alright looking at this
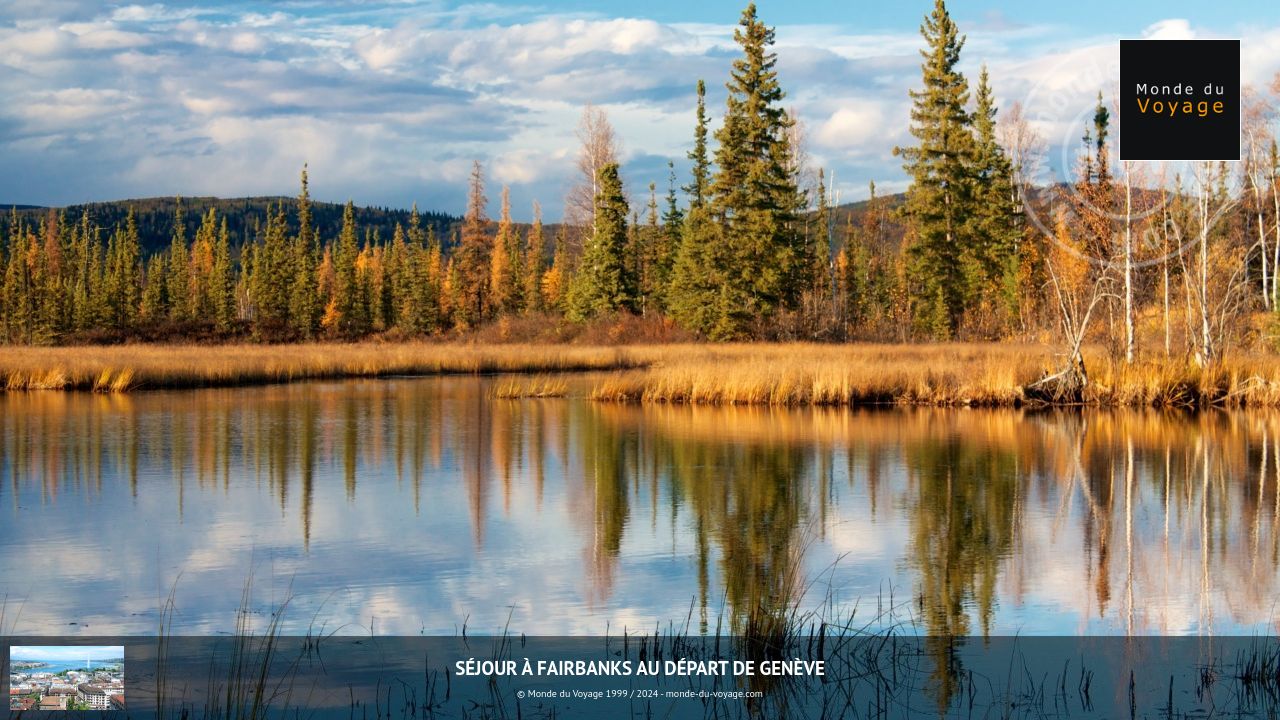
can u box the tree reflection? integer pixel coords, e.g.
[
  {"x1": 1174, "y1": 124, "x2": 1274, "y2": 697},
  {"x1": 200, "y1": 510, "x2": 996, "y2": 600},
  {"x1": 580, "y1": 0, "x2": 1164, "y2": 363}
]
[{"x1": 4, "y1": 384, "x2": 1280, "y2": 643}]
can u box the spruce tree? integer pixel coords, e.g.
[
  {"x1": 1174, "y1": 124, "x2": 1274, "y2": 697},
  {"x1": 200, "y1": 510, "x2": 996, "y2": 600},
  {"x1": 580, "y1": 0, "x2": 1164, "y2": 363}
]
[
  {"x1": 69, "y1": 211, "x2": 94, "y2": 332},
  {"x1": 704, "y1": 3, "x2": 806, "y2": 337},
  {"x1": 894, "y1": 0, "x2": 976, "y2": 338},
  {"x1": 685, "y1": 80, "x2": 711, "y2": 210},
  {"x1": 85, "y1": 226, "x2": 107, "y2": 331},
  {"x1": 166, "y1": 199, "x2": 192, "y2": 321},
  {"x1": 396, "y1": 204, "x2": 440, "y2": 334},
  {"x1": 809, "y1": 167, "x2": 833, "y2": 329},
  {"x1": 290, "y1": 166, "x2": 320, "y2": 337},
  {"x1": 388, "y1": 222, "x2": 411, "y2": 329},
  {"x1": 654, "y1": 162, "x2": 683, "y2": 311},
  {"x1": 667, "y1": 204, "x2": 723, "y2": 334},
  {"x1": 567, "y1": 163, "x2": 632, "y2": 320},
  {"x1": 968, "y1": 65, "x2": 1020, "y2": 309},
  {"x1": 35, "y1": 211, "x2": 66, "y2": 341},
  {"x1": 140, "y1": 253, "x2": 168, "y2": 323},
  {"x1": 251, "y1": 202, "x2": 291, "y2": 332},
  {"x1": 117, "y1": 209, "x2": 141, "y2": 326},
  {"x1": 419, "y1": 221, "x2": 442, "y2": 332},
  {"x1": 190, "y1": 208, "x2": 218, "y2": 320},
  {"x1": 212, "y1": 216, "x2": 236, "y2": 330},
  {"x1": 2, "y1": 217, "x2": 33, "y2": 342},
  {"x1": 332, "y1": 200, "x2": 361, "y2": 337},
  {"x1": 524, "y1": 202, "x2": 545, "y2": 314},
  {"x1": 626, "y1": 182, "x2": 661, "y2": 315}
]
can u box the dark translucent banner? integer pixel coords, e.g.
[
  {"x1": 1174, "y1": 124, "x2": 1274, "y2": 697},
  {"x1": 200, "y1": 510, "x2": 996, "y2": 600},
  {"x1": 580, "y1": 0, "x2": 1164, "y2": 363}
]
[{"x1": 7, "y1": 635, "x2": 1280, "y2": 718}]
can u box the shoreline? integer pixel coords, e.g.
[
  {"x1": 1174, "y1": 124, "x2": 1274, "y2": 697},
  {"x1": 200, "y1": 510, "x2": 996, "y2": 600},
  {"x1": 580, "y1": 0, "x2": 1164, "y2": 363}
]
[{"x1": 2, "y1": 341, "x2": 1280, "y2": 409}]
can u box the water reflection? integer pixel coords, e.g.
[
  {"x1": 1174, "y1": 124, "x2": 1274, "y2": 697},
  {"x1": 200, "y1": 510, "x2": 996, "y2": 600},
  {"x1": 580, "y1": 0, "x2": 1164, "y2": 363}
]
[{"x1": 1, "y1": 379, "x2": 1279, "y2": 637}]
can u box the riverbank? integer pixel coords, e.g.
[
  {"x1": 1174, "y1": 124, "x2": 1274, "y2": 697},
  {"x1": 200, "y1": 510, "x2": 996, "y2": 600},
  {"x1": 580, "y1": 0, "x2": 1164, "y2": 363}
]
[
  {"x1": 0, "y1": 343, "x2": 651, "y2": 391},
  {"x1": 588, "y1": 343, "x2": 1280, "y2": 408},
  {"x1": 3, "y1": 342, "x2": 1280, "y2": 407}
]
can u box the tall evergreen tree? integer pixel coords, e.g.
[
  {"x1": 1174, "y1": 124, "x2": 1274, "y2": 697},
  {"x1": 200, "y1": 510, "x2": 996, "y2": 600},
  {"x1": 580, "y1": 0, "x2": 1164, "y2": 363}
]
[
  {"x1": 702, "y1": 2, "x2": 806, "y2": 337},
  {"x1": 251, "y1": 201, "x2": 291, "y2": 331},
  {"x1": 524, "y1": 202, "x2": 546, "y2": 314},
  {"x1": 36, "y1": 211, "x2": 66, "y2": 340},
  {"x1": 290, "y1": 165, "x2": 320, "y2": 337},
  {"x1": 968, "y1": 66, "x2": 1021, "y2": 324},
  {"x1": 685, "y1": 80, "x2": 711, "y2": 210},
  {"x1": 804, "y1": 167, "x2": 834, "y2": 332},
  {"x1": 2, "y1": 216, "x2": 34, "y2": 342},
  {"x1": 627, "y1": 182, "x2": 662, "y2": 315},
  {"x1": 331, "y1": 200, "x2": 363, "y2": 337},
  {"x1": 190, "y1": 208, "x2": 218, "y2": 320},
  {"x1": 653, "y1": 161, "x2": 683, "y2": 311},
  {"x1": 667, "y1": 204, "x2": 722, "y2": 334},
  {"x1": 166, "y1": 199, "x2": 192, "y2": 321},
  {"x1": 212, "y1": 216, "x2": 236, "y2": 330},
  {"x1": 567, "y1": 163, "x2": 632, "y2": 320},
  {"x1": 140, "y1": 253, "x2": 168, "y2": 323},
  {"x1": 894, "y1": 0, "x2": 976, "y2": 338}
]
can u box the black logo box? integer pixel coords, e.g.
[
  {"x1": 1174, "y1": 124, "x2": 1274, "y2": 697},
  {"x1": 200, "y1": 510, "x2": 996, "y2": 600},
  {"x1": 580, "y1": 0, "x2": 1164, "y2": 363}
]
[{"x1": 1119, "y1": 39, "x2": 1240, "y2": 161}]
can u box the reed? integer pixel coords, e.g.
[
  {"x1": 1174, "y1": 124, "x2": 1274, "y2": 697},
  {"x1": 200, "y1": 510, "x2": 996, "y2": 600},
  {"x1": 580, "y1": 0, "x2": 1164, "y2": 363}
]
[
  {"x1": 7, "y1": 341, "x2": 1280, "y2": 408},
  {"x1": 491, "y1": 374, "x2": 570, "y2": 399},
  {"x1": 589, "y1": 344, "x2": 1280, "y2": 409},
  {"x1": 0, "y1": 342, "x2": 652, "y2": 392},
  {"x1": 590, "y1": 343, "x2": 1048, "y2": 407}
]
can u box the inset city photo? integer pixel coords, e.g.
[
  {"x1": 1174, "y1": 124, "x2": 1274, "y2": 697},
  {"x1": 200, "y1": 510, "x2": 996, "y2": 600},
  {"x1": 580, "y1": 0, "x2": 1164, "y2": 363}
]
[{"x1": 8, "y1": 646, "x2": 124, "y2": 711}]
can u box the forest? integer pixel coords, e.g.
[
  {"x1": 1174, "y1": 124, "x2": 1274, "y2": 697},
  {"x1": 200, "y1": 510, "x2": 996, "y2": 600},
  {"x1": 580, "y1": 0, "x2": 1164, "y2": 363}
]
[{"x1": 2, "y1": 0, "x2": 1279, "y2": 385}]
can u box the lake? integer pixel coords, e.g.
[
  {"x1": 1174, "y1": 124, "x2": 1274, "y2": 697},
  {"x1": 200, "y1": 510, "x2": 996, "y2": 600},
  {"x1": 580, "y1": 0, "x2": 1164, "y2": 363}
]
[{"x1": 1, "y1": 375, "x2": 1277, "y2": 637}]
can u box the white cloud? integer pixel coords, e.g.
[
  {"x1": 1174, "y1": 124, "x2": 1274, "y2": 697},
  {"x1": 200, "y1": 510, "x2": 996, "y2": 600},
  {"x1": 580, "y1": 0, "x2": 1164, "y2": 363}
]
[
  {"x1": 62, "y1": 22, "x2": 151, "y2": 50},
  {"x1": 228, "y1": 31, "x2": 267, "y2": 54},
  {"x1": 0, "y1": 2, "x2": 1278, "y2": 217},
  {"x1": 1143, "y1": 18, "x2": 1195, "y2": 40},
  {"x1": 1, "y1": 26, "x2": 75, "y2": 57},
  {"x1": 180, "y1": 93, "x2": 235, "y2": 115},
  {"x1": 816, "y1": 104, "x2": 888, "y2": 151}
]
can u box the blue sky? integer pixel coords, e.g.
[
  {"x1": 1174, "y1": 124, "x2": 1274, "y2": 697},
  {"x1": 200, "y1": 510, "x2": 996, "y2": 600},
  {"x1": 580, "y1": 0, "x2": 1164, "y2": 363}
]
[
  {"x1": 10, "y1": 646, "x2": 123, "y2": 662},
  {"x1": 1, "y1": 0, "x2": 1278, "y2": 220}
]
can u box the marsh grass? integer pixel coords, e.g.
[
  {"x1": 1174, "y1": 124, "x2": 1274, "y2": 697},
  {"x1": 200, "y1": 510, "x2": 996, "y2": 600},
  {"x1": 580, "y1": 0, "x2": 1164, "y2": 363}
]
[
  {"x1": 491, "y1": 375, "x2": 569, "y2": 399},
  {"x1": 590, "y1": 343, "x2": 1280, "y2": 409},
  {"x1": 7, "y1": 341, "x2": 1280, "y2": 408},
  {"x1": 0, "y1": 343, "x2": 650, "y2": 392},
  {"x1": 127, "y1": 572, "x2": 1280, "y2": 720}
]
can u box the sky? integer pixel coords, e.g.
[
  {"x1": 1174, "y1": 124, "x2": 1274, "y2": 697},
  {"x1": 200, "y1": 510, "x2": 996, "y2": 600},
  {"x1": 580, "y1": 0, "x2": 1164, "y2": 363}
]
[
  {"x1": 2, "y1": 0, "x2": 1279, "y2": 221},
  {"x1": 10, "y1": 646, "x2": 123, "y2": 662}
]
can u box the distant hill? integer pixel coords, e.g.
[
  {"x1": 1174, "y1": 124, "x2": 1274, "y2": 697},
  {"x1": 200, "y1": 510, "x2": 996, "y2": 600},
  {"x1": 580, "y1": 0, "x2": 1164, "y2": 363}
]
[
  {"x1": 2, "y1": 191, "x2": 912, "y2": 258},
  {"x1": 829, "y1": 192, "x2": 908, "y2": 252},
  {"x1": 4, "y1": 197, "x2": 460, "y2": 255}
]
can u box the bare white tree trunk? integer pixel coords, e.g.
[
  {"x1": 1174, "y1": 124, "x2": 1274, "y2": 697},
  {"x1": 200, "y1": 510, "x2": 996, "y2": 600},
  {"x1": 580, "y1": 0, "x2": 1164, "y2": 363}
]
[
  {"x1": 1123, "y1": 161, "x2": 1135, "y2": 363},
  {"x1": 1246, "y1": 128, "x2": 1271, "y2": 310},
  {"x1": 1200, "y1": 186, "x2": 1213, "y2": 363},
  {"x1": 1162, "y1": 201, "x2": 1171, "y2": 357},
  {"x1": 1273, "y1": 177, "x2": 1280, "y2": 307},
  {"x1": 566, "y1": 105, "x2": 620, "y2": 253}
]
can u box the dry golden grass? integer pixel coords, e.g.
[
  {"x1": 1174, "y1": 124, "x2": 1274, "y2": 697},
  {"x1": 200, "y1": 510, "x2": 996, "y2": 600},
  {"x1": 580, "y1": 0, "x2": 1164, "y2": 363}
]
[
  {"x1": 589, "y1": 343, "x2": 1280, "y2": 409},
  {"x1": 0, "y1": 343, "x2": 652, "y2": 392},
  {"x1": 492, "y1": 374, "x2": 570, "y2": 399},
  {"x1": 5, "y1": 341, "x2": 1280, "y2": 408},
  {"x1": 590, "y1": 343, "x2": 1048, "y2": 407},
  {"x1": 1084, "y1": 355, "x2": 1280, "y2": 408}
]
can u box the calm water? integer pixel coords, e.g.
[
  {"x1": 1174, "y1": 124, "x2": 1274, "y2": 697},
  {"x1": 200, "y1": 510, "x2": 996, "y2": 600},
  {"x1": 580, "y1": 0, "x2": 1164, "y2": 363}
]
[{"x1": 1, "y1": 375, "x2": 1279, "y2": 637}]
